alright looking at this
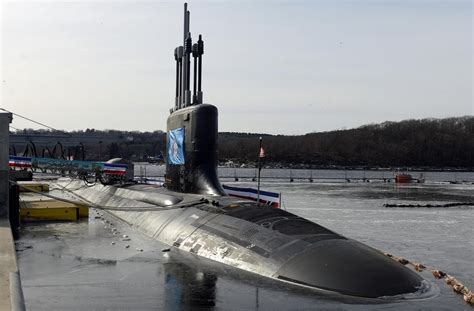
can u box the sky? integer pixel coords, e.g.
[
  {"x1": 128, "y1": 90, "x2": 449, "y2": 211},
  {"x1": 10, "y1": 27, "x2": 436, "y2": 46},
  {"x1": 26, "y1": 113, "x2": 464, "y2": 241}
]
[{"x1": 0, "y1": 0, "x2": 472, "y2": 135}]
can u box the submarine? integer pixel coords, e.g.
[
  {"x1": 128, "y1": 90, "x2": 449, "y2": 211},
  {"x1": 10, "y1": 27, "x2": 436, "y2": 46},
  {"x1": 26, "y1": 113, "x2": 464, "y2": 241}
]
[{"x1": 60, "y1": 3, "x2": 427, "y2": 299}]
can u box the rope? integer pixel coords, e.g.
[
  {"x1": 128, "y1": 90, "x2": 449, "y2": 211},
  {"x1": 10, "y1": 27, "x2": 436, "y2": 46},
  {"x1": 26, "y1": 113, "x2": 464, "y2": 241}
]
[
  {"x1": 51, "y1": 181, "x2": 206, "y2": 211},
  {"x1": 1, "y1": 107, "x2": 69, "y2": 135},
  {"x1": 10, "y1": 180, "x2": 206, "y2": 212},
  {"x1": 383, "y1": 252, "x2": 473, "y2": 305}
]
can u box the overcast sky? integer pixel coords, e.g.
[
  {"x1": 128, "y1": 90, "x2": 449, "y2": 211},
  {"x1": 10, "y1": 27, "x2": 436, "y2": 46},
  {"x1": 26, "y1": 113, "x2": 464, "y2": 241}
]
[{"x1": 1, "y1": 0, "x2": 472, "y2": 135}]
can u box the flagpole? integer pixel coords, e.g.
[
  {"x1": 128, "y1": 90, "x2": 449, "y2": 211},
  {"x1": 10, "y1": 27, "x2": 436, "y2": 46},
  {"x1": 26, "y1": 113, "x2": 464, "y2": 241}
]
[{"x1": 257, "y1": 136, "x2": 262, "y2": 206}]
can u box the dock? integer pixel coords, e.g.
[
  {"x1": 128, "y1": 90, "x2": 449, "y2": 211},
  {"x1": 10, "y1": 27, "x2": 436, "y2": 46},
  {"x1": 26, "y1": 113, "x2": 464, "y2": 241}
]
[
  {"x1": 19, "y1": 193, "x2": 89, "y2": 222},
  {"x1": 16, "y1": 181, "x2": 49, "y2": 193},
  {"x1": 142, "y1": 174, "x2": 410, "y2": 183},
  {"x1": 0, "y1": 218, "x2": 24, "y2": 311},
  {"x1": 0, "y1": 111, "x2": 24, "y2": 311},
  {"x1": 17, "y1": 182, "x2": 88, "y2": 222}
]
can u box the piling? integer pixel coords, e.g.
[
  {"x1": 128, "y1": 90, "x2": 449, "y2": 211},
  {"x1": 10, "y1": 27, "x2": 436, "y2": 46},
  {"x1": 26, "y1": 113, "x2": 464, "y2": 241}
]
[
  {"x1": 9, "y1": 184, "x2": 20, "y2": 239},
  {"x1": 0, "y1": 112, "x2": 12, "y2": 217}
]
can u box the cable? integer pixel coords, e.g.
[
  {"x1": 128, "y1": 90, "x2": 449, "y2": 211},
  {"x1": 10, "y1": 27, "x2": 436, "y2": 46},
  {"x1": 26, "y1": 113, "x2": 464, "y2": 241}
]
[
  {"x1": 61, "y1": 184, "x2": 206, "y2": 210},
  {"x1": 82, "y1": 178, "x2": 97, "y2": 187},
  {"x1": 10, "y1": 180, "x2": 206, "y2": 212},
  {"x1": 0, "y1": 107, "x2": 70, "y2": 135}
]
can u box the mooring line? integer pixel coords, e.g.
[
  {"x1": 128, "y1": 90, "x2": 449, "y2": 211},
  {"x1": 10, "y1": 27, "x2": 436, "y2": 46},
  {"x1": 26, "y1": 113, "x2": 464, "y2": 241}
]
[
  {"x1": 10, "y1": 180, "x2": 204, "y2": 212},
  {"x1": 383, "y1": 252, "x2": 473, "y2": 305}
]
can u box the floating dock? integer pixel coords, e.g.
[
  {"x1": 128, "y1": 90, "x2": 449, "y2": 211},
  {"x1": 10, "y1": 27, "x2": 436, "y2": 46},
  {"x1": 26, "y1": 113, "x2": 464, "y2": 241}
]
[
  {"x1": 17, "y1": 181, "x2": 88, "y2": 222},
  {"x1": 16, "y1": 181, "x2": 49, "y2": 193},
  {"x1": 19, "y1": 193, "x2": 88, "y2": 222}
]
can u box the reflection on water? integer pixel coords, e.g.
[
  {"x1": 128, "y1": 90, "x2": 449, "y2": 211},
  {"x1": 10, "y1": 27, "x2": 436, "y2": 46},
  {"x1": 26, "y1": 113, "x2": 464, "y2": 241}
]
[{"x1": 164, "y1": 261, "x2": 217, "y2": 309}]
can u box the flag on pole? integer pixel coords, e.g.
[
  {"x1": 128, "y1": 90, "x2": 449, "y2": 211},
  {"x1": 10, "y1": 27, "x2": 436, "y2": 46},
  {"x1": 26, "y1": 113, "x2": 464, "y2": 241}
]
[{"x1": 257, "y1": 136, "x2": 263, "y2": 205}]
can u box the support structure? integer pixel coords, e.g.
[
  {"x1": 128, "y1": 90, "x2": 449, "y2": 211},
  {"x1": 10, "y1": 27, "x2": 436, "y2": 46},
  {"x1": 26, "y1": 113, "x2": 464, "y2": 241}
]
[{"x1": 0, "y1": 112, "x2": 12, "y2": 217}]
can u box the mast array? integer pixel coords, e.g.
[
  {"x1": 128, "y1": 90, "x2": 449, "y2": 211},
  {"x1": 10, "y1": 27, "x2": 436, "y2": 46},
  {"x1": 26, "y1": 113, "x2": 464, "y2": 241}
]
[{"x1": 173, "y1": 3, "x2": 204, "y2": 112}]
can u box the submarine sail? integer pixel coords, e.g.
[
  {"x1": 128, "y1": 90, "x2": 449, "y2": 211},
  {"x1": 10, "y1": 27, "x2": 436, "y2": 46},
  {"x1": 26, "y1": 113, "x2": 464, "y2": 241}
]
[
  {"x1": 165, "y1": 3, "x2": 224, "y2": 196},
  {"x1": 63, "y1": 2, "x2": 426, "y2": 299}
]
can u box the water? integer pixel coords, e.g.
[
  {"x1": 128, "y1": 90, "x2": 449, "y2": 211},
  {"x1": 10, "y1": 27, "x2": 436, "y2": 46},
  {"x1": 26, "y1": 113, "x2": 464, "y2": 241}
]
[
  {"x1": 16, "y1": 168, "x2": 474, "y2": 310},
  {"x1": 136, "y1": 164, "x2": 474, "y2": 184}
]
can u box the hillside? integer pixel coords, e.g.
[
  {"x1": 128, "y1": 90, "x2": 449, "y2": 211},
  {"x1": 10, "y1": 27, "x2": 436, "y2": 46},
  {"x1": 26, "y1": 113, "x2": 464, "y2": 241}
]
[
  {"x1": 218, "y1": 116, "x2": 474, "y2": 168},
  {"x1": 10, "y1": 116, "x2": 474, "y2": 169}
]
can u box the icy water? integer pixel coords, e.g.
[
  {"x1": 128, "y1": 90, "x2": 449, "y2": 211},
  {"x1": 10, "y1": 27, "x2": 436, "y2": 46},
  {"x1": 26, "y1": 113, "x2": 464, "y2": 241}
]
[
  {"x1": 16, "y1": 168, "x2": 474, "y2": 310},
  {"x1": 137, "y1": 164, "x2": 474, "y2": 184}
]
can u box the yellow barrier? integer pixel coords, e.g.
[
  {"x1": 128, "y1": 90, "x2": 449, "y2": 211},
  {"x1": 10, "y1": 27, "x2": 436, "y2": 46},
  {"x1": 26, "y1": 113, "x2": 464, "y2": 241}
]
[
  {"x1": 19, "y1": 196, "x2": 89, "y2": 222},
  {"x1": 17, "y1": 181, "x2": 50, "y2": 193}
]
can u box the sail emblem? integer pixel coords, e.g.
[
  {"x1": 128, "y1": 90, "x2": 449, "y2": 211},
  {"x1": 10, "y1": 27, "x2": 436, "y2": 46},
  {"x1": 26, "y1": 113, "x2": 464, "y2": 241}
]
[{"x1": 167, "y1": 127, "x2": 185, "y2": 165}]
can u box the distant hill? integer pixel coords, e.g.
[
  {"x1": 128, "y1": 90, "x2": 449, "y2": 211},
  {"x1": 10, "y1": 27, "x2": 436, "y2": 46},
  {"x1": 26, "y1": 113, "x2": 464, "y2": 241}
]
[
  {"x1": 218, "y1": 116, "x2": 474, "y2": 168},
  {"x1": 11, "y1": 116, "x2": 473, "y2": 168}
]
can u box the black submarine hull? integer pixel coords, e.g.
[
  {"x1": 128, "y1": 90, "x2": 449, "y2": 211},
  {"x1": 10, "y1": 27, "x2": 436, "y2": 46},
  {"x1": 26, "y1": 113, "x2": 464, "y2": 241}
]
[
  {"x1": 59, "y1": 100, "x2": 426, "y2": 299},
  {"x1": 63, "y1": 180, "x2": 425, "y2": 299}
]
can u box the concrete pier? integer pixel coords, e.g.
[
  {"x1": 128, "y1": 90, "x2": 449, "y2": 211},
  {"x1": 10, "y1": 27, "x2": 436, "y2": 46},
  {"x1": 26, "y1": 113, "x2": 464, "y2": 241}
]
[
  {"x1": 0, "y1": 112, "x2": 25, "y2": 310},
  {"x1": 0, "y1": 112, "x2": 12, "y2": 217},
  {"x1": 0, "y1": 218, "x2": 25, "y2": 311}
]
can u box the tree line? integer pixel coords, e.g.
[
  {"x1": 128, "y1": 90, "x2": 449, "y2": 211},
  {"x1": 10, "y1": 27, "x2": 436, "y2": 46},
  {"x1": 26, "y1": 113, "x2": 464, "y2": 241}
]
[
  {"x1": 11, "y1": 116, "x2": 473, "y2": 168},
  {"x1": 218, "y1": 116, "x2": 474, "y2": 168}
]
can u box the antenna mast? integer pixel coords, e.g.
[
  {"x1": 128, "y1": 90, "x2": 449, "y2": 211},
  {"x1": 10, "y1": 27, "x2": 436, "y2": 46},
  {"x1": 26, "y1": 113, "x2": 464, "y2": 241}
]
[{"x1": 173, "y1": 3, "x2": 204, "y2": 112}]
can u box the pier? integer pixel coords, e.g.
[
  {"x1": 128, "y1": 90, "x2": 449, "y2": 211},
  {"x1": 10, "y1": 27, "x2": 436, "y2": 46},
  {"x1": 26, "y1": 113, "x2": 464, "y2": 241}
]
[
  {"x1": 138, "y1": 173, "x2": 421, "y2": 184},
  {"x1": 226, "y1": 176, "x2": 402, "y2": 183},
  {"x1": 0, "y1": 111, "x2": 25, "y2": 311},
  {"x1": 135, "y1": 164, "x2": 474, "y2": 184}
]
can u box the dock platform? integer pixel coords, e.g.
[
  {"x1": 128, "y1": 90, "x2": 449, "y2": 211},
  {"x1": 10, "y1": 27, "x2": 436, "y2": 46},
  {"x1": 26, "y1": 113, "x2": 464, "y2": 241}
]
[
  {"x1": 19, "y1": 193, "x2": 88, "y2": 222},
  {"x1": 16, "y1": 181, "x2": 49, "y2": 193},
  {"x1": 0, "y1": 218, "x2": 25, "y2": 311}
]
